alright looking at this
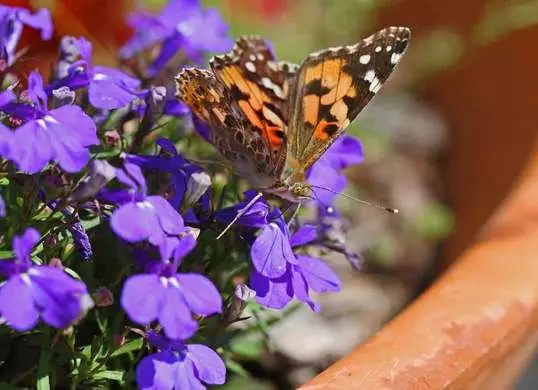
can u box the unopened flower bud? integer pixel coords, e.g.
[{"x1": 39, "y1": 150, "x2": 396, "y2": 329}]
[
  {"x1": 92, "y1": 287, "x2": 114, "y2": 307},
  {"x1": 69, "y1": 160, "x2": 116, "y2": 202},
  {"x1": 224, "y1": 284, "x2": 256, "y2": 324},
  {"x1": 104, "y1": 130, "x2": 120, "y2": 146},
  {"x1": 48, "y1": 258, "x2": 64, "y2": 269},
  {"x1": 182, "y1": 171, "x2": 211, "y2": 211},
  {"x1": 52, "y1": 86, "x2": 76, "y2": 106}
]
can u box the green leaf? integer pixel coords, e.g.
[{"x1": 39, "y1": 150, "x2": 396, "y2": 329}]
[
  {"x1": 92, "y1": 370, "x2": 126, "y2": 383},
  {"x1": 109, "y1": 338, "x2": 144, "y2": 358},
  {"x1": 225, "y1": 359, "x2": 250, "y2": 377},
  {"x1": 411, "y1": 203, "x2": 454, "y2": 239},
  {"x1": 81, "y1": 216, "x2": 102, "y2": 231},
  {"x1": 36, "y1": 344, "x2": 51, "y2": 390},
  {"x1": 63, "y1": 267, "x2": 83, "y2": 281},
  {"x1": 230, "y1": 337, "x2": 264, "y2": 360},
  {"x1": 0, "y1": 382, "x2": 22, "y2": 390}
]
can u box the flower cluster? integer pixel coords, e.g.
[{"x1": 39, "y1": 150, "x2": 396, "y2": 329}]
[{"x1": 0, "y1": 1, "x2": 364, "y2": 388}]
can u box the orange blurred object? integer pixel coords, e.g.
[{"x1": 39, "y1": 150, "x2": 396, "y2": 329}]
[
  {"x1": 3, "y1": 0, "x2": 133, "y2": 74},
  {"x1": 226, "y1": 0, "x2": 289, "y2": 20},
  {"x1": 302, "y1": 1, "x2": 538, "y2": 388}
]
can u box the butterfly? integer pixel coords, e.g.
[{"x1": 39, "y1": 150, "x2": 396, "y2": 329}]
[{"x1": 176, "y1": 26, "x2": 411, "y2": 204}]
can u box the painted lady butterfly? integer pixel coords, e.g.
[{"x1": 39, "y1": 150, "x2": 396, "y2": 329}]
[{"x1": 176, "y1": 27, "x2": 411, "y2": 204}]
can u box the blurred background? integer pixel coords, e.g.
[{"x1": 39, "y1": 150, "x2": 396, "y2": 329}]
[{"x1": 6, "y1": 0, "x2": 538, "y2": 388}]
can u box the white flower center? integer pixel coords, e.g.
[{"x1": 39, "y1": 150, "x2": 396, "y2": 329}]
[
  {"x1": 93, "y1": 73, "x2": 108, "y2": 81},
  {"x1": 136, "y1": 201, "x2": 154, "y2": 210}
]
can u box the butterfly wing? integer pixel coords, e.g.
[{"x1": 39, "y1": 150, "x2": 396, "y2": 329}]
[
  {"x1": 210, "y1": 36, "x2": 299, "y2": 173},
  {"x1": 287, "y1": 26, "x2": 411, "y2": 171},
  {"x1": 175, "y1": 68, "x2": 280, "y2": 189}
]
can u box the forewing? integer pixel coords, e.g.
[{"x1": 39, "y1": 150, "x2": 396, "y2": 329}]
[
  {"x1": 287, "y1": 26, "x2": 411, "y2": 170},
  {"x1": 175, "y1": 68, "x2": 280, "y2": 187},
  {"x1": 210, "y1": 36, "x2": 299, "y2": 171}
]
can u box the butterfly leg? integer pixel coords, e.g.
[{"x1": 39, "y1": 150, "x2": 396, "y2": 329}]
[{"x1": 216, "y1": 192, "x2": 264, "y2": 240}]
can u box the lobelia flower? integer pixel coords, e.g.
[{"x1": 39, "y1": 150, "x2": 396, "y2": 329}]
[
  {"x1": 0, "y1": 5, "x2": 52, "y2": 66},
  {"x1": 50, "y1": 37, "x2": 143, "y2": 109},
  {"x1": 249, "y1": 210, "x2": 341, "y2": 311},
  {"x1": 0, "y1": 192, "x2": 5, "y2": 218},
  {"x1": 214, "y1": 190, "x2": 270, "y2": 229},
  {"x1": 3, "y1": 71, "x2": 99, "y2": 174},
  {"x1": 0, "y1": 122, "x2": 12, "y2": 158},
  {"x1": 307, "y1": 134, "x2": 364, "y2": 205},
  {"x1": 125, "y1": 137, "x2": 208, "y2": 212},
  {"x1": 121, "y1": 230, "x2": 222, "y2": 340},
  {"x1": 119, "y1": 0, "x2": 232, "y2": 73},
  {"x1": 105, "y1": 162, "x2": 185, "y2": 255},
  {"x1": 136, "y1": 331, "x2": 226, "y2": 390},
  {"x1": 0, "y1": 228, "x2": 94, "y2": 331}
]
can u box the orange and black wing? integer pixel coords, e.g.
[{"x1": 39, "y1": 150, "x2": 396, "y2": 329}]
[
  {"x1": 287, "y1": 26, "x2": 411, "y2": 171},
  {"x1": 210, "y1": 36, "x2": 298, "y2": 173},
  {"x1": 175, "y1": 68, "x2": 280, "y2": 184}
]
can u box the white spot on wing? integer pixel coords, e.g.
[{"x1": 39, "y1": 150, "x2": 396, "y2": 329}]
[
  {"x1": 386, "y1": 45, "x2": 393, "y2": 52},
  {"x1": 249, "y1": 54, "x2": 256, "y2": 61},
  {"x1": 245, "y1": 62, "x2": 256, "y2": 73},
  {"x1": 375, "y1": 46, "x2": 382, "y2": 53},
  {"x1": 261, "y1": 77, "x2": 285, "y2": 98},
  {"x1": 391, "y1": 52, "x2": 403, "y2": 64},
  {"x1": 364, "y1": 70, "x2": 381, "y2": 93},
  {"x1": 359, "y1": 54, "x2": 371, "y2": 64},
  {"x1": 364, "y1": 69, "x2": 376, "y2": 83}
]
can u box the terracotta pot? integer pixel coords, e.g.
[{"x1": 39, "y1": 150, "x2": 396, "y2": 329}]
[{"x1": 301, "y1": 3, "x2": 538, "y2": 389}]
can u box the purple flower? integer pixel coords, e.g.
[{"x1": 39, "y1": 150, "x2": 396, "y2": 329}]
[
  {"x1": 0, "y1": 193, "x2": 5, "y2": 218},
  {"x1": 136, "y1": 332, "x2": 225, "y2": 389},
  {"x1": 51, "y1": 37, "x2": 142, "y2": 109},
  {"x1": 4, "y1": 71, "x2": 99, "y2": 174},
  {"x1": 215, "y1": 190, "x2": 269, "y2": 228},
  {"x1": 0, "y1": 122, "x2": 13, "y2": 158},
  {"x1": 120, "y1": 0, "x2": 232, "y2": 73},
  {"x1": 0, "y1": 228, "x2": 94, "y2": 331},
  {"x1": 249, "y1": 211, "x2": 340, "y2": 311},
  {"x1": 107, "y1": 163, "x2": 185, "y2": 252},
  {"x1": 0, "y1": 5, "x2": 52, "y2": 66},
  {"x1": 121, "y1": 231, "x2": 222, "y2": 340},
  {"x1": 125, "y1": 138, "x2": 207, "y2": 211},
  {"x1": 307, "y1": 135, "x2": 364, "y2": 205}
]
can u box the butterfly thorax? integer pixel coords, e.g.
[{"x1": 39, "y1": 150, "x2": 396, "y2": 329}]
[{"x1": 263, "y1": 162, "x2": 312, "y2": 202}]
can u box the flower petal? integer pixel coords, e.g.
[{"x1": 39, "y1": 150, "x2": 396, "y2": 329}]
[
  {"x1": 251, "y1": 271, "x2": 293, "y2": 310},
  {"x1": 159, "y1": 284, "x2": 198, "y2": 340},
  {"x1": 89, "y1": 66, "x2": 141, "y2": 109},
  {"x1": 147, "y1": 196, "x2": 184, "y2": 235},
  {"x1": 10, "y1": 120, "x2": 53, "y2": 174},
  {"x1": 174, "y1": 357, "x2": 204, "y2": 390},
  {"x1": 296, "y1": 255, "x2": 341, "y2": 293},
  {"x1": 0, "y1": 276, "x2": 39, "y2": 331},
  {"x1": 121, "y1": 274, "x2": 164, "y2": 324},
  {"x1": 111, "y1": 202, "x2": 158, "y2": 242},
  {"x1": 290, "y1": 265, "x2": 319, "y2": 312},
  {"x1": 136, "y1": 351, "x2": 177, "y2": 390},
  {"x1": 186, "y1": 344, "x2": 226, "y2": 385},
  {"x1": 176, "y1": 273, "x2": 222, "y2": 316},
  {"x1": 251, "y1": 223, "x2": 292, "y2": 278},
  {"x1": 290, "y1": 224, "x2": 318, "y2": 247},
  {"x1": 29, "y1": 266, "x2": 92, "y2": 328},
  {"x1": 13, "y1": 227, "x2": 40, "y2": 262}
]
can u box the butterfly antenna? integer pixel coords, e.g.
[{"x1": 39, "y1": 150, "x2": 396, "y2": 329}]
[
  {"x1": 309, "y1": 185, "x2": 399, "y2": 214},
  {"x1": 216, "y1": 192, "x2": 264, "y2": 240}
]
